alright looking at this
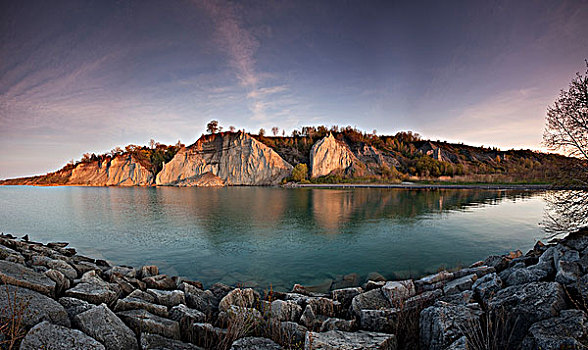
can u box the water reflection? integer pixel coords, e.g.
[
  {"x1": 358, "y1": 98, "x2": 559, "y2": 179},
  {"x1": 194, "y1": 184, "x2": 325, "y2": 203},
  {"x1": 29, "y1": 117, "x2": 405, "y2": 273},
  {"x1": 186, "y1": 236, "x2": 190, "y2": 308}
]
[
  {"x1": 542, "y1": 190, "x2": 588, "y2": 237},
  {"x1": 0, "y1": 186, "x2": 546, "y2": 290}
]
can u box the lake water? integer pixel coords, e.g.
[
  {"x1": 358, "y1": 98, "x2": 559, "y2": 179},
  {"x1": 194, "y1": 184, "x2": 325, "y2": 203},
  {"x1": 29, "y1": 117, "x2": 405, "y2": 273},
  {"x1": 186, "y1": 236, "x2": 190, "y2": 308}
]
[{"x1": 0, "y1": 186, "x2": 549, "y2": 291}]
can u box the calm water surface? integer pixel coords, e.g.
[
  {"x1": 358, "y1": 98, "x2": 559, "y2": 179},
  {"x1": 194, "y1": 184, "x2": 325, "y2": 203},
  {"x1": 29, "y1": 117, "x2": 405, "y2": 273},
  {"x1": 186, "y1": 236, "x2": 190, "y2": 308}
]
[{"x1": 0, "y1": 186, "x2": 548, "y2": 290}]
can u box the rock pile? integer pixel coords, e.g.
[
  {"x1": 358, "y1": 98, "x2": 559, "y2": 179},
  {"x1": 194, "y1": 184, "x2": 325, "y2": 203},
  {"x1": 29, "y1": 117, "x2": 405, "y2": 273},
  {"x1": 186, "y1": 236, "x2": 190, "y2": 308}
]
[{"x1": 0, "y1": 231, "x2": 587, "y2": 349}]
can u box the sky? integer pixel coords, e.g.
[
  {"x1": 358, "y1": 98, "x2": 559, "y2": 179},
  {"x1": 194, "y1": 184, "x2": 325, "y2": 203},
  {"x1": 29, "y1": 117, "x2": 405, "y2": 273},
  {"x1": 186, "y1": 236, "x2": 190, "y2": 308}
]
[{"x1": 1, "y1": 0, "x2": 588, "y2": 178}]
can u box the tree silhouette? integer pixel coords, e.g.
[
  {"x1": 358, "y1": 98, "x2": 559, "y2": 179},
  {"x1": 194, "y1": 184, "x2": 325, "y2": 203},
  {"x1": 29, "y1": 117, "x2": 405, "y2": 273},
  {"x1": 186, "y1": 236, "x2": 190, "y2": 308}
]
[{"x1": 207, "y1": 120, "x2": 220, "y2": 134}]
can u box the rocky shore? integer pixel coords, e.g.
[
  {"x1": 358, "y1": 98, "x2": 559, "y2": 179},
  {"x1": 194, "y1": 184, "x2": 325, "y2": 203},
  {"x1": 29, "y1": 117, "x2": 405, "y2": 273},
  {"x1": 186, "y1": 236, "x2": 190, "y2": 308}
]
[{"x1": 0, "y1": 231, "x2": 587, "y2": 349}]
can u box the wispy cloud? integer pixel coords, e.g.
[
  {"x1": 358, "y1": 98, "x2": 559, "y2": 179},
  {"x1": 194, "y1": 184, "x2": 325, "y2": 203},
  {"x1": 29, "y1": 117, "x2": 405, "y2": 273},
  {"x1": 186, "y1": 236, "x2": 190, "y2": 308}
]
[{"x1": 197, "y1": 0, "x2": 294, "y2": 123}]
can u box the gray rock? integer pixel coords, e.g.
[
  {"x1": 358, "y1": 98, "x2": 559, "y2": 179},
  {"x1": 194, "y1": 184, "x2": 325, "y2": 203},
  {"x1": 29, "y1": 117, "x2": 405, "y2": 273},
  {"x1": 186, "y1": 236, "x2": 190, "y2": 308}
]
[
  {"x1": 363, "y1": 280, "x2": 386, "y2": 291},
  {"x1": 555, "y1": 260, "x2": 582, "y2": 285},
  {"x1": 139, "y1": 265, "x2": 159, "y2": 279},
  {"x1": 359, "y1": 308, "x2": 398, "y2": 333},
  {"x1": 147, "y1": 288, "x2": 186, "y2": 307},
  {"x1": 419, "y1": 302, "x2": 483, "y2": 350},
  {"x1": 74, "y1": 303, "x2": 138, "y2": 350},
  {"x1": 230, "y1": 337, "x2": 282, "y2": 350},
  {"x1": 487, "y1": 282, "x2": 567, "y2": 348},
  {"x1": 143, "y1": 274, "x2": 176, "y2": 290},
  {"x1": 270, "y1": 299, "x2": 302, "y2": 322},
  {"x1": 331, "y1": 287, "x2": 362, "y2": 310},
  {"x1": 186, "y1": 322, "x2": 227, "y2": 348},
  {"x1": 350, "y1": 288, "x2": 391, "y2": 316},
  {"x1": 299, "y1": 304, "x2": 327, "y2": 331},
  {"x1": 31, "y1": 255, "x2": 78, "y2": 280},
  {"x1": 522, "y1": 309, "x2": 587, "y2": 350},
  {"x1": 0, "y1": 245, "x2": 25, "y2": 264},
  {"x1": 0, "y1": 284, "x2": 69, "y2": 328},
  {"x1": 499, "y1": 266, "x2": 548, "y2": 287},
  {"x1": 169, "y1": 303, "x2": 207, "y2": 324},
  {"x1": 20, "y1": 321, "x2": 105, "y2": 350},
  {"x1": 180, "y1": 283, "x2": 218, "y2": 314},
  {"x1": 140, "y1": 333, "x2": 203, "y2": 350},
  {"x1": 320, "y1": 317, "x2": 355, "y2": 332},
  {"x1": 306, "y1": 297, "x2": 341, "y2": 317},
  {"x1": 110, "y1": 274, "x2": 136, "y2": 296},
  {"x1": 304, "y1": 330, "x2": 397, "y2": 350},
  {"x1": 65, "y1": 281, "x2": 120, "y2": 305},
  {"x1": 278, "y1": 321, "x2": 307, "y2": 346},
  {"x1": 129, "y1": 289, "x2": 157, "y2": 302},
  {"x1": 418, "y1": 270, "x2": 455, "y2": 285},
  {"x1": 404, "y1": 289, "x2": 443, "y2": 311},
  {"x1": 218, "y1": 288, "x2": 257, "y2": 312},
  {"x1": 114, "y1": 296, "x2": 169, "y2": 317},
  {"x1": 45, "y1": 268, "x2": 70, "y2": 295},
  {"x1": 443, "y1": 274, "x2": 476, "y2": 295},
  {"x1": 59, "y1": 296, "x2": 94, "y2": 320},
  {"x1": 580, "y1": 274, "x2": 588, "y2": 302},
  {"x1": 446, "y1": 336, "x2": 468, "y2": 350},
  {"x1": 117, "y1": 309, "x2": 181, "y2": 340},
  {"x1": 472, "y1": 272, "x2": 502, "y2": 306},
  {"x1": 439, "y1": 290, "x2": 476, "y2": 306},
  {"x1": 106, "y1": 265, "x2": 137, "y2": 280},
  {"x1": 0, "y1": 260, "x2": 56, "y2": 296},
  {"x1": 381, "y1": 280, "x2": 416, "y2": 305}
]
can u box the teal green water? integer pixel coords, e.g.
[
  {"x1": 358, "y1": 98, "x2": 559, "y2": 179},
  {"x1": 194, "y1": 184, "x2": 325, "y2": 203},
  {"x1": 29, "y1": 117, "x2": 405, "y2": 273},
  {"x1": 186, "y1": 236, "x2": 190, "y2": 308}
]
[{"x1": 0, "y1": 186, "x2": 547, "y2": 291}]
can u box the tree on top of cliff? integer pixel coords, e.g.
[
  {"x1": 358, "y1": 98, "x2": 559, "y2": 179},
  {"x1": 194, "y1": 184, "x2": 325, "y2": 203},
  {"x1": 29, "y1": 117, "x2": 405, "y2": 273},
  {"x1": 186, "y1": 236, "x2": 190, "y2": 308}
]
[
  {"x1": 544, "y1": 60, "x2": 588, "y2": 162},
  {"x1": 207, "y1": 120, "x2": 220, "y2": 134}
]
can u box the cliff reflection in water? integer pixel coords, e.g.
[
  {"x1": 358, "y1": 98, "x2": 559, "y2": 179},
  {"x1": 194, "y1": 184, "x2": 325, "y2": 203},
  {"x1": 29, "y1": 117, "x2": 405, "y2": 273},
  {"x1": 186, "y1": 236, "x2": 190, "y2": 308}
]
[{"x1": 0, "y1": 186, "x2": 546, "y2": 290}]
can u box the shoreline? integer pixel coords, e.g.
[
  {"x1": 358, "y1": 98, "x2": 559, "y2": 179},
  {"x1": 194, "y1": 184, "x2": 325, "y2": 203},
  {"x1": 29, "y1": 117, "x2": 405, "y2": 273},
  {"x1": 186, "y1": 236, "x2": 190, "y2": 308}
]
[
  {"x1": 0, "y1": 182, "x2": 570, "y2": 190},
  {"x1": 0, "y1": 230, "x2": 586, "y2": 349}
]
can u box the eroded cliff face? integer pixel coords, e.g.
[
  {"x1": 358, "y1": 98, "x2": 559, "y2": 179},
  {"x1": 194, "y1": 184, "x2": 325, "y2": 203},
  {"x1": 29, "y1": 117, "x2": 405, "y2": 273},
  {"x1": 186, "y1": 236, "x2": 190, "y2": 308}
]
[
  {"x1": 67, "y1": 155, "x2": 154, "y2": 186},
  {"x1": 156, "y1": 132, "x2": 293, "y2": 186},
  {"x1": 310, "y1": 134, "x2": 362, "y2": 178}
]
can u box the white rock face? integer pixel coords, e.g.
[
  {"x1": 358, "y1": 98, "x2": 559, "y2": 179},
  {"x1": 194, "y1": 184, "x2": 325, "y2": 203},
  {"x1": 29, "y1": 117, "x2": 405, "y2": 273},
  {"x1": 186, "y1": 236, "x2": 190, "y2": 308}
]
[
  {"x1": 156, "y1": 132, "x2": 293, "y2": 186},
  {"x1": 310, "y1": 134, "x2": 359, "y2": 178},
  {"x1": 68, "y1": 155, "x2": 153, "y2": 186}
]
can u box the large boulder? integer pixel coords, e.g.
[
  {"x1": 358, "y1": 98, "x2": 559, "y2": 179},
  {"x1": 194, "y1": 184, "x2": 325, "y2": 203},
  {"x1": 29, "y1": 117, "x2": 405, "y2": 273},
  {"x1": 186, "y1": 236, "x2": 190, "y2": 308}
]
[
  {"x1": 180, "y1": 283, "x2": 218, "y2": 314},
  {"x1": 146, "y1": 288, "x2": 186, "y2": 307},
  {"x1": 331, "y1": 287, "x2": 362, "y2": 310},
  {"x1": 117, "y1": 309, "x2": 181, "y2": 340},
  {"x1": 521, "y1": 309, "x2": 587, "y2": 349},
  {"x1": 486, "y1": 282, "x2": 567, "y2": 348},
  {"x1": 381, "y1": 280, "x2": 416, "y2": 305},
  {"x1": 471, "y1": 272, "x2": 502, "y2": 306},
  {"x1": 59, "y1": 296, "x2": 94, "y2": 321},
  {"x1": 65, "y1": 271, "x2": 120, "y2": 305},
  {"x1": 31, "y1": 255, "x2": 78, "y2": 280},
  {"x1": 140, "y1": 333, "x2": 203, "y2": 350},
  {"x1": 350, "y1": 289, "x2": 391, "y2": 316},
  {"x1": 419, "y1": 302, "x2": 483, "y2": 350},
  {"x1": 218, "y1": 288, "x2": 257, "y2": 312},
  {"x1": 0, "y1": 285, "x2": 69, "y2": 328},
  {"x1": 304, "y1": 330, "x2": 397, "y2": 350},
  {"x1": 0, "y1": 260, "x2": 56, "y2": 297},
  {"x1": 114, "y1": 295, "x2": 169, "y2": 318},
  {"x1": 320, "y1": 317, "x2": 356, "y2": 332},
  {"x1": 443, "y1": 275, "x2": 476, "y2": 295},
  {"x1": 142, "y1": 274, "x2": 176, "y2": 290},
  {"x1": 74, "y1": 303, "x2": 138, "y2": 350},
  {"x1": 20, "y1": 321, "x2": 105, "y2": 350},
  {"x1": 270, "y1": 299, "x2": 303, "y2": 322},
  {"x1": 359, "y1": 308, "x2": 398, "y2": 333}
]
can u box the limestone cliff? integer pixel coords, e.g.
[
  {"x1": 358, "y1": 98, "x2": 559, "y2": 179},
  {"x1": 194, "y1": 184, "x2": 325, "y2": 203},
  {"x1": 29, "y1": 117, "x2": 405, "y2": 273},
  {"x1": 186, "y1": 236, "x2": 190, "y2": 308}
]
[
  {"x1": 156, "y1": 132, "x2": 293, "y2": 186},
  {"x1": 67, "y1": 155, "x2": 154, "y2": 186},
  {"x1": 309, "y1": 134, "x2": 363, "y2": 178},
  {"x1": 1, "y1": 155, "x2": 154, "y2": 186}
]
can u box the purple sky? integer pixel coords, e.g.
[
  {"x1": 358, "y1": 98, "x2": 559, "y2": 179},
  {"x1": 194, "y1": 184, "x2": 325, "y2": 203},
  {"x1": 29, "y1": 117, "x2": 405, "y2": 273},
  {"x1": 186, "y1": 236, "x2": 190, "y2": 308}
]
[{"x1": 1, "y1": 0, "x2": 588, "y2": 178}]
